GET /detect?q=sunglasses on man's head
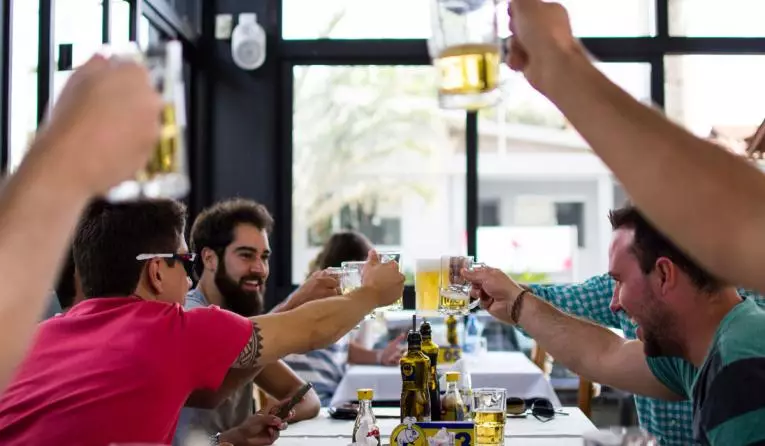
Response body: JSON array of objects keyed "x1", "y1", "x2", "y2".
[
  {"x1": 136, "y1": 253, "x2": 197, "y2": 276},
  {"x1": 506, "y1": 397, "x2": 568, "y2": 422}
]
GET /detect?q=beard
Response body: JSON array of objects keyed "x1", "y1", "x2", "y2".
[
  {"x1": 639, "y1": 294, "x2": 684, "y2": 358},
  {"x1": 214, "y1": 261, "x2": 265, "y2": 317}
]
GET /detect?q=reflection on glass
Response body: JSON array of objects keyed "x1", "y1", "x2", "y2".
[
  {"x1": 669, "y1": 0, "x2": 765, "y2": 37},
  {"x1": 665, "y1": 56, "x2": 765, "y2": 147}
]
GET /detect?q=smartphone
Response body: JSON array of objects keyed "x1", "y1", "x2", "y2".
[
  {"x1": 274, "y1": 382, "x2": 313, "y2": 419},
  {"x1": 328, "y1": 403, "x2": 358, "y2": 420}
]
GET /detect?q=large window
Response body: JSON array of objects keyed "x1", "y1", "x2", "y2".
[
  {"x1": 669, "y1": 0, "x2": 765, "y2": 37},
  {"x1": 291, "y1": 65, "x2": 466, "y2": 283},
  {"x1": 476, "y1": 63, "x2": 651, "y2": 283},
  {"x1": 8, "y1": 0, "x2": 39, "y2": 172}
]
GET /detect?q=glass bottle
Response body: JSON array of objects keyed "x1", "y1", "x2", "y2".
[
  {"x1": 400, "y1": 330, "x2": 432, "y2": 422},
  {"x1": 352, "y1": 388, "x2": 381, "y2": 445},
  {"x1": 420, "y1": 320, "x2": 442, "y2": 421},
  {"x1": 441, "y1": 371, "x2": 467, "y2": 421}
]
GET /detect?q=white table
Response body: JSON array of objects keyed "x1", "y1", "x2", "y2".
[
  {"x1": 279, "y1": 407, "x2": 595, "y2": 445},
  {"x1": 331, "y1": 352, "x2": 560, "y2": 407}
]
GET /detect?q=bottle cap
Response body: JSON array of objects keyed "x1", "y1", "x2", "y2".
[
  {"x1": 419, "y1": 320, "x2": 432, "y2": 337},
  {"x1": 446, "y1": 371, "x2": 461, "y2": 382},
  {"x1": 357, "y1": 388, "x2": 374, "y2": 400},
  {"x1": 407, "y1": 330, "x2": 422, "y2": 346}
]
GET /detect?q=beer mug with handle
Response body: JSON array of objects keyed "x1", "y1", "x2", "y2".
[
  {"x1": 428, "y1": 0, "x2": 502, "y2": 110},
  {"x1": 104, "y1": 40, "x2": 190, "y2": 202},
  {"x1": 439, "y1": 255, "x2": 486, "y2": 315}
]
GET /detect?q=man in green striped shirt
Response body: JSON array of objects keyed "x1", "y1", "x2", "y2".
[{"x1": 467, "y1": 204, "x2": 765, "y2": 446}]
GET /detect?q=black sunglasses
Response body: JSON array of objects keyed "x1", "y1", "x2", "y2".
[
  {"x1": 506, "y1": 397, "x2": 568, "y2": 422},
  {"x1": 136, "y1": 253, "x2": 197, "y2": 276}
]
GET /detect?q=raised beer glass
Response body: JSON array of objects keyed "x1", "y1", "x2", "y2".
[
  {"x1": 429, "y1": 0, "x2": 501, "y2": 110},
  {"x1": 105, "y1": 41, "x2": 190, "y2": 202},
  {"x1": 439, "y1": 255, "x2": 486, "y2": 315},
  {"x1": 379, "y1": 251, "x2": 404, "y2": 311},
  {"x1": 473, "y1": 388, "x2": 506, "y2": 446}
]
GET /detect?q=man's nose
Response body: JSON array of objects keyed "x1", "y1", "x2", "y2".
[{"x1": 609, "y1": 283, "x2": 622, "y2": 313}]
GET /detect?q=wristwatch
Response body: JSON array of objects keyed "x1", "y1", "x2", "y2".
[{"x1": 209, "y1": 432, "x2": 221, "y2": 445}]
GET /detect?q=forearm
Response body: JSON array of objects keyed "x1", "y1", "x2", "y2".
[
  {"x1": 0, "y1": 144, "x2": 90, "y2": 389},
  {"x1": 253, "y1": 288, "x2": 378, "y2": 364},
  {"x1": 291, "y1": 390, "x2": 321, "y2": 421},
  {"x1": 507, "y1": 293, "x2": 626, "y2": 383},
  {"x1": 542, "y1": 47, "x2": 765, "y2": 291},
  {"x1": 348, "y1": 341, "x2": 378, "y2": 365}
]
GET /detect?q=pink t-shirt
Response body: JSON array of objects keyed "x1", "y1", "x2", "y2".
[{"x1": 0, "y1": 296, "x2": 253, "y2": 446}]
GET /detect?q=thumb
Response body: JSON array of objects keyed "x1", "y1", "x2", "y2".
[{"x1": 366, "y1": 249, "x2": 380, "y2": 265}]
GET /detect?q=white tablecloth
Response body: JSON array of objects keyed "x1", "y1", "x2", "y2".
[
  {"x1": 331, "y1": 352, "x2": 560, "y2": 407},
  {"x1": 279, "y1": 407, "x2": 595, "y2": 445}
]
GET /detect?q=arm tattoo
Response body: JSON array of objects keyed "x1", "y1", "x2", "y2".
[{"x1": 232, "y1": 321, "x2": 263, "y2": 369}]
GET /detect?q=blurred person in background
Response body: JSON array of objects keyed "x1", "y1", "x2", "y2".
[{"x1": 284, "y1": 230, "x2": 406, "y2": 406}]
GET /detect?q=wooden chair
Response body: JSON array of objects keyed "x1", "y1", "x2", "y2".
[{"x1": 531, "y1": 343, "x2": 599, "y2": 418}]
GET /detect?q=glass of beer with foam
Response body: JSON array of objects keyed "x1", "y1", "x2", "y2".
[
  {"x1": 473, "y1": 388, "x2": 506, "y2": 446},
  {"x1": 428, "y1": 0, "x2": 502, "y2": 110},
  {"x1": 439, "y1": 255, "x2": 486, "y2": 315},
  {"x1": 103, "y1": 41, "x2": 190, "y2": 202},
  {"x1": 415, "y1": 258, "x2": 441, "y2": 314}
]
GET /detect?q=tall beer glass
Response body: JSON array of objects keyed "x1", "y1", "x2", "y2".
[
  {"x1": 439, "y1": 255, "x2": 486, "y2": 315},
  {"x1": 105, "y1": 41, "x2": 190, "y2": 201},
  {"x1": 415, "y1": 258, "x2": 441, "y2": 313},
  {"x1": 429, "y1": 0, "x2": 501, "y2": 110},
  {"x1": 379, "y1": 251, "x2": 404, "y2": 311},
  {"x1": 473, "y1": 388, "x2": 506, "y2": 446},
  {"x1": 341, "y1": 261, "x2": 374, "y2": 322}
]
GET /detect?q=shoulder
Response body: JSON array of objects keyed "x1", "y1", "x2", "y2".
[{"x1": 716, "y1": 300, "x2": 765, "y2": 365}]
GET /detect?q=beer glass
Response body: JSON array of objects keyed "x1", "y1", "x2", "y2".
[
  {"x1": 104, "y1": 41, "x2": 190, "y2": 202},
  {"x1": 379, "y1": 251, "x2": 404, "y2": 311},
  {"x1": 428, "y1": 0, "x2": 502, "y2": 110},
  {"x1": 324, "y1": 266, "x2": 344, "y2": 294},
  {"x1": 439, "y1": 255, "x2": 486, "y2": 315},
  {"x1": 341, "y1": 261, "x2": 374, "y2": 321},
  {"x1": 415, "y1": 258, "x2": 441, "y2": 313},
  {"x1": 473, "y1": 388, "x2": 506, "y2": 446}
]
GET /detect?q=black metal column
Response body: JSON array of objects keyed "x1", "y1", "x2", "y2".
[
  {"x1": 0, "y1": 0, "x2": 12, "y2": 171},
  {"x1": 128, "y1": 0, "x2": 141, "y2": 42},
  {"x1": 37, "y1": 0, "x2": 54, "y2": 124},
  {"x1": 102, "y1": 0, "x2": 111, "y2": 43},
  {"x1": 466, "y1": 111, "x2": 478, "y2": 258}
]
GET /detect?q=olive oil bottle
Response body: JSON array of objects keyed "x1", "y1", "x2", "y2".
[
  {"x1": 400, "y1": 330, "x2": 432, "y2": 422},
  {"x1": 419, "y1": 320, "x2": 441, "y2": 421}
]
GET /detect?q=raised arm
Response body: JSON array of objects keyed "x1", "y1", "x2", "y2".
[
  {"x1": 528, "y1": 274, "x2": 620, "y2": 328},
  {"x1": 466, "y1": 268, "x2": 682, "y2": 400},
  {"x1": 0, "y1": 55, "x2": 160, "y2": 390},
  {"x1": 506, "y1": 0, "x2": 765, "y2": 292}
]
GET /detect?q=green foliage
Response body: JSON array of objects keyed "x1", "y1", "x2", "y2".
[{"x1": 508, "y1": 271, "x2": 551, "y2": 284}]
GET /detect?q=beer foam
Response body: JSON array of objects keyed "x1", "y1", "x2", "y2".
[{"x1": 416, "y1": 258, "x2": 441, "y2": 271}]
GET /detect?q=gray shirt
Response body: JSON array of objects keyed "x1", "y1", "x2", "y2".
[{"x1": 173, "y1": 288, "x2": 261, "y2": 445}]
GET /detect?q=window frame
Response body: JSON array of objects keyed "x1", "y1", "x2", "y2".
[{"x1": 274, "y1": 0, "x2": 765, "y2": 308}]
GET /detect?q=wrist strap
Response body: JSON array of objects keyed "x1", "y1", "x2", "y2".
[{"x1": 509, "y1": 289, "x2": 529, "y2": 324}]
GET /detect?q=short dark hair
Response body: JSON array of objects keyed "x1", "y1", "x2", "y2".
[
  {"x1": 190, "y1": 199, "x2": 274, "y2": 274},
  {"x1": 73, "y1": 199, "x2": 187, "y2": 298},
  {"x1": 310, "y1": 231, "x2": 372, "y2": 274},
  {"x1": 608, "y1": 204, "x2": 724, "y2": 292},
  {"x1": 55, "y1": 248, "x2": 77, "y2": 309}
]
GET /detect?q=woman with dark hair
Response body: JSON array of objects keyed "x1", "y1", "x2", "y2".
[
  {"x1": 285, "y1": 230, "x2": 405, "y2": 406},
  {"x1": 308, "y1": 231, "x2": 373, "y2": 275}
]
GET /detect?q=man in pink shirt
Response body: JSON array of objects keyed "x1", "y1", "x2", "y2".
[{"x1": 0, "y1": 199, "x2": 403, "y2": 446}]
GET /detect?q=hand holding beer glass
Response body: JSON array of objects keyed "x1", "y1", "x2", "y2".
[
  {"x1": 378, "y1": 251, "x2": 404, "y2": 312},
  {"x1": 473, "y1": 388, "x2": 507, "y2": 446},
  {"x1": 102, "y1": 41, "x2": 190, "y2": 202},
  {"x1": 429, "y1": 0, "x2": 502, "y2": 110},
  {"x1": 439, "y1": 255, "x2": 486, "y2": 315}
]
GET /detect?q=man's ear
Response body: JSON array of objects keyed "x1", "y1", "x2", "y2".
[
  {"x1": 145, "y1": 259, "x2": 164, "y2": 295},
  {"x1": 654, "y1": 257, "x2": 677, "y2": 295},
  {"x1": 202, "y1": 247, "x2": 219, "y2": 272}
]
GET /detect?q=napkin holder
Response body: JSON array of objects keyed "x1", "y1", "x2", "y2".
[{"x1": 390, "y1": 420, "x2": 474, "y2": 446}]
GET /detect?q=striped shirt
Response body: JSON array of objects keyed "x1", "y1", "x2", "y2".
[
  {"x1": 283, "y1": 337, "x2": 350, "y2": 406},
  {"x1": 527, "y1": 274, "x2": 765, "y2": 446},
  {"x1": 648, "y1": 298, "x2": 765, "y2": 445}
]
